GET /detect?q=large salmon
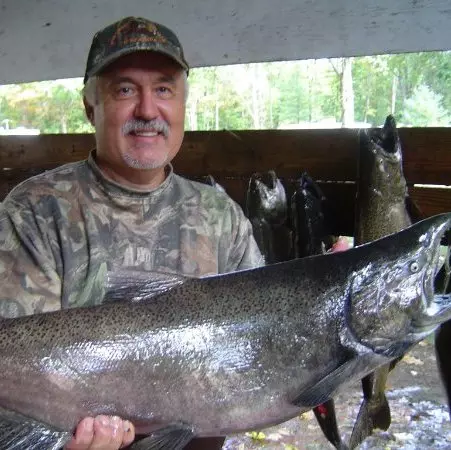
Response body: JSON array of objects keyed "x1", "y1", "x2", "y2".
[{"x1": 0, "y1": 213, "x2": 450, "y2": 450}]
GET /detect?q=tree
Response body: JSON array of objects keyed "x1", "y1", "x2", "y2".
[
  {"x1": 1, "y1": 51, "x2": 450, "y2": 133},
  {"x1": 401, "y1": 85, "x2": 450, "y2": 126}
]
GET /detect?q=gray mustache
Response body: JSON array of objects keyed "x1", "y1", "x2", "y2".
[{"x1": 122, "y1": 119, "x2": 169, "y2": 137}]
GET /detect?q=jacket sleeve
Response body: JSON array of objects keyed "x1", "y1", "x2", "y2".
[{"x1": 0, "y1": 202, "x2": 61, "y2": 318}]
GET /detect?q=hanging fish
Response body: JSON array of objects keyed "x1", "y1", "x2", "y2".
[
  {"x1": 245, "y1": 170, "x2": 292, "y2": 264},
  {"x1": 291, "y1": 171, "x2": 348, "y2": 450},
  {"x1": 350, "y1": 115, "x2": 413, "y2": 448},
  {"x1": 291, "y1": 172, "x2": 332, "y2": 258}
]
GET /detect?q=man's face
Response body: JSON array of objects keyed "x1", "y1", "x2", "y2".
[{"x1": 86, "y1": 52, "x2": 186, "y2": 187}]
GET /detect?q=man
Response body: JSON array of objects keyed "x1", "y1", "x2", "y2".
[{"x1": 0, "y1": 16, "x2": 263, "y2": 450}]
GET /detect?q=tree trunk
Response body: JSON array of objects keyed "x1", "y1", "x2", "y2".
[
  {"x1": 188, "y1": 99, "x2": 198, "y2": 131},
  {"x1": 269, "y1": 85, "x2": 273, "y2": 128},
  {"x1": 251, "y1": 65, "x2": 260, "y2": 129},
  {"x1": 61, "y1": 116, "x2": 67, "y2": 134},
  {"x1": 307, "y1": 60, "x2": 315, "y2": 122},
  {"x1": 364, "y1": 94, "x2": 370, "y2": 123},
  {"x1": 214, "y1": 76, "x2": 220, "y2": 130},
  {"x1": 391, "y1": 73, "x2": 398, "y2": 115},
  {"x1": 341, "y1": 58, "x2": 355, "y2": 127}
]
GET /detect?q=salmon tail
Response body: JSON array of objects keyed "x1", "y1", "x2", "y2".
[
  {"x1": 0, "y1": 406, "x2": 71, "y2": 449},
  {"x1": 349, "y1": 368, "x2": 392, "y2": 449},
  {"x1": 313, "y1": 399, "x2": 349, "y2": 450},
  {"x1": 370, "y1": 365, "x2": 392, "y2": 431},
  {"x1": 349, "y1": 393, "x2": 391, "y2": 449},
  {"x1": 348, "y1": 398, "x2": 372, "y2": 449},
  {"x1": 370, "y1": 393, "x2": 391, "y2": 430}
]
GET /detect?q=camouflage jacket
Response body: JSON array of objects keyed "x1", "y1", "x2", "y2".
[{"x1": 0, "y1": 151, "x2": 263, "y2": 318}]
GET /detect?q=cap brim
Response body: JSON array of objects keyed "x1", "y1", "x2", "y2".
[{"x1": 84, "y1": 46, "x2": 189, "y2": 83}]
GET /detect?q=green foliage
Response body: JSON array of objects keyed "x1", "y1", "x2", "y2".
[
  {"x1": 401, "y1": 85, "x2": 450, "y2": 126},
  {"x1": 0, "y1": 52, "x2": 450, "y2": 134},
  {"x1": 353, "y1": 56, "x2": 393, "y2": 125},
  {"x1": 0, "y1": 80, "x2": 94, "y2": 134},
  {"x1": 247, "y1": 430, "x2": 266, "y2": 441}
]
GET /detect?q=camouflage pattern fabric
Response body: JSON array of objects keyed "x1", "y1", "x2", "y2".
[{"x1": 0, "y1": 151, "x2": 264, "y2": 318}]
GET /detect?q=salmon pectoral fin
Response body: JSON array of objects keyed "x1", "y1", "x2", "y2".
[
  {"x1": 130, "y1": 424, "x2": 195, "y2": 450},
  {"x1": 0, "y1": 407, "x2": 71, "y2": 449},
  {"x1": 293, "y1": 359, "x2": 360, "y2": 408}
]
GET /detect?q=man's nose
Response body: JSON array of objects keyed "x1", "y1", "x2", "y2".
[{"x1": 135, "y1": 90, "x2": 158, "y2": 120}]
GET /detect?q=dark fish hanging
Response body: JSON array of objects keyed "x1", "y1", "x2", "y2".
[
  {"x1": 245, "y1": 170, "x2": 292, "y2": 264},
  {"x1": 291, "y1": 172, "x2": 332, "y2": 258},
  {"x1": 291, "y1": 171, "x2": 348, "y2": 450}
]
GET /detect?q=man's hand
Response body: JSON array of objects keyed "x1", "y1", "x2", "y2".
[
  {"x1": 65, "y1": 415, "x2": 135, "y2": 450},
  {"x1": 328, "y1": 236, "x2": 351, "y2": 253}
]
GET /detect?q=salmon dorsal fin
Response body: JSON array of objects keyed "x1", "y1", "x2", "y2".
[
  {"x1": 105, "y1": 269, "x2": 188, "y2": 303},
  {"x1": 0, "y1": 406, "x2": 71, "y2": 449}
]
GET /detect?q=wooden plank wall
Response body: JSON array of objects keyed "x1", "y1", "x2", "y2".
[{"x1": 0, "y1": 128, "x2": 450, "y2": 236}]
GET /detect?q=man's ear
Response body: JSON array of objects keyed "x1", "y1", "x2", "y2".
[{"x1": 83, "y1": 97, "x2": 95, "y2": 125}]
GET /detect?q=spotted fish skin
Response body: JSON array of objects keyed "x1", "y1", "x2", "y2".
[{"x1": 0, "y1": 213, "x2": 450, "y2": 449}]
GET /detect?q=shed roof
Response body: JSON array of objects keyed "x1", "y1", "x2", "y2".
[{"x1": 1, "y1": 0, "x2": 450, "y2": 84}]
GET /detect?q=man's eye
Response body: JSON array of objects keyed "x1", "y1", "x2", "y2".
[
  {"x1": 116, "y1": 86, "x2": 134, "y2": 96},
  {"x1": 156, "y1": 86, "x2": 174, "y2": 98}
]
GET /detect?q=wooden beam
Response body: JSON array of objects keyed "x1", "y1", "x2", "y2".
[
  {"x1": 0, "y1": 128, "x2": 449, "y2": 236},
  {"x1": 0, "y1": 128, "x2": 450, "y2": 185},
  {"x1": 1, "y1": 170, "x2": 449, "y2": 236}
]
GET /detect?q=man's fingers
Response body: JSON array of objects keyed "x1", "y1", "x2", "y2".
[
  {"x1": 88, "y1": 415, "x2": 117, "y2": 449},
  {"x1": 329, "y1": 236, "x2": 350, "y2": 253},
  {"x1": 64, "y1": 415, "x2": 135, "y2": 450},
  {"x1": 65, "y1": 417, "x2": 95, "y2": 449},
  {"x1": 107, "y1": 416, "x2": 124, "y2": 450},
  {"x1": 120, "y1": 420, "x2": 135, "y2": 448},
  {"x1": 100, "y1": 415, "x2": 134, "y2": 450}
]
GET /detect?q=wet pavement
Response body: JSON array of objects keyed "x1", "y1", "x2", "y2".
[{"x1": 223, "y1": 339, "x2": 451, "y2": 449}]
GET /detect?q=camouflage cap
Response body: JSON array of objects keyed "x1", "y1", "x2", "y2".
[{"x1": 84, "y1": 16, "x2": 189, "y2": 83}]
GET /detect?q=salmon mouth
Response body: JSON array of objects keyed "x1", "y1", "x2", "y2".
[
  {"x1": 371, "y1": 115, "x2": 400, "y2": 156},
  {"x1": 415, "y1": 220, "x2": 451, "y2": 330}
]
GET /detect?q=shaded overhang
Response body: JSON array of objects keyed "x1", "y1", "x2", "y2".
[{"x1": 1, "y1": 0, "x2": 450, "y2": 84}]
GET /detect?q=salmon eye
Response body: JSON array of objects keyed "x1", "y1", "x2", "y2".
[{"x1": 409, "y1": 261, "x2": 420, "y2": 273}]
